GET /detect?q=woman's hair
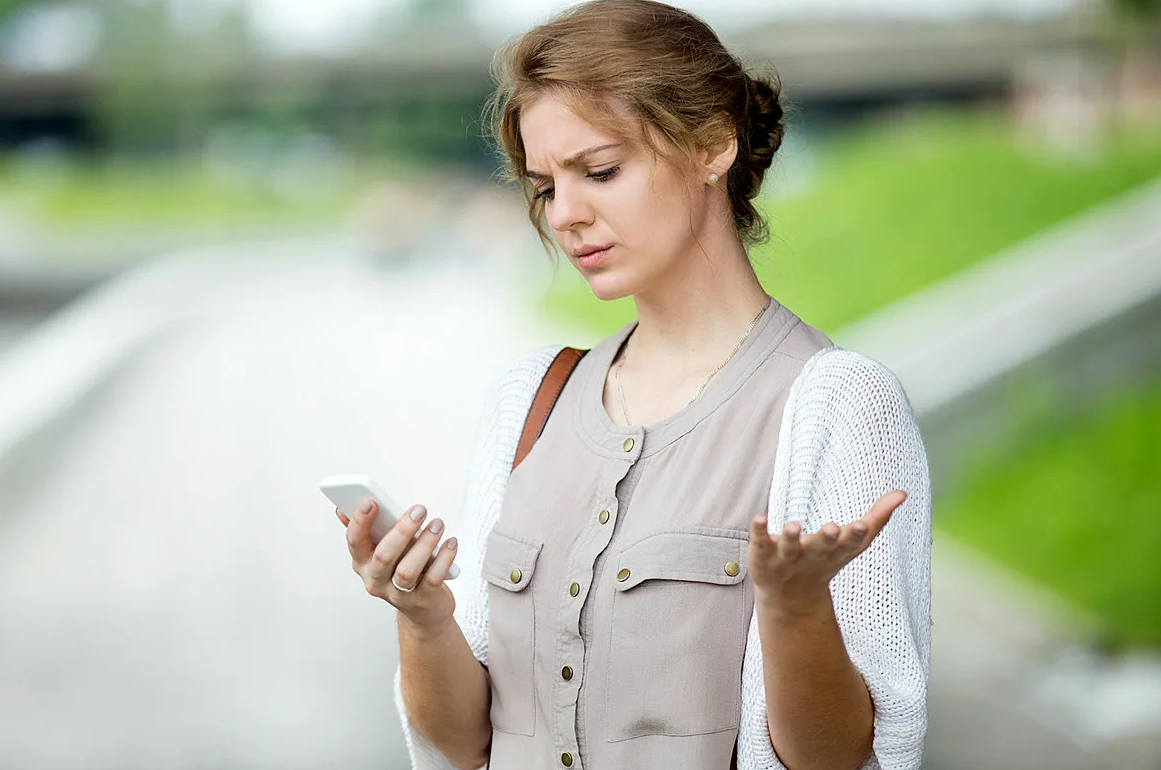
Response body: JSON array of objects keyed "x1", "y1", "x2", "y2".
[{"x1": 483, "y1": 0, "x2": 785, "y2": 250}]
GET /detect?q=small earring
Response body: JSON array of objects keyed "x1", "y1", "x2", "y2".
[{"x1": 708, "y1": 172, "x2": 719, "y2": 184}]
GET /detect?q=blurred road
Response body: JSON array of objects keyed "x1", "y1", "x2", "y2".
[
  {"x1": 0, "y1": 251, "x2": 570, "y2": 769},
  {"x1": 0, "y1": 313, "x2": 46, "y2": 352}
]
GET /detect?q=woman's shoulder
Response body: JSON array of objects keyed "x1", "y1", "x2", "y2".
[
  {"x1": 502, "y1": 344, "x2": 567, "y2": 382},
  {"x1": 785, "y1": 346, "x2": 919, "y2": 450},
  {"x1": 791, "y1": 346, "x2": 911, "y2": 406},
  {"x1": 489, "y1": 344, "x2": 569, "y2": 401}
]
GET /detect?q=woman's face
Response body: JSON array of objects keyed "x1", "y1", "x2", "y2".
[{"x1": 520, "y1": 93, "x2": 709, "y2": 302}]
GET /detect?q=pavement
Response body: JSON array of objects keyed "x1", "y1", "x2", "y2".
[{"x1": 0, "y1": 246, "x2": 571, "y2": 769}]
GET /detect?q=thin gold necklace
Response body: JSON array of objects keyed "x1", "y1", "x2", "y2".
[{"x1": 615, "y1": 298, "x2": 771, "y2": 427}]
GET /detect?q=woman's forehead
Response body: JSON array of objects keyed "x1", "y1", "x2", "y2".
[
  {"x1": 521, "y1": 94, "x2": 637, "y2": 166},
  {"x1": 523, "y1": 97, "x2": 609, "y2": 153}
]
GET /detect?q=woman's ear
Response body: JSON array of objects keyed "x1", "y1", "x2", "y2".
[{"x1": 701, "y1": 125, "x2": 739, "y2": 180}]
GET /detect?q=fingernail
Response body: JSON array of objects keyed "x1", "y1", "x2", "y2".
[
  {"x1": 429, "y1": 518, "x2": 444, "y2": 535},
  {"x1": 852, "y1": 524, "x2": 868, "y2": 536},
  {"x1": 409, "y1": 506, "x2": 427, "y2": 522},
  {"x1": 754, "y1": 515, "x2": 768, "y2": 528},
  {"x1": 359, "y1": 499, "x2": 372, "y2": 515},
  {"x1": 446, "y1": 537, "x2": 458, "y2": 550}
]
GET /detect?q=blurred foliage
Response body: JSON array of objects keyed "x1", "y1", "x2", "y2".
[
  {"x1": 937, "y1": 374, "x2": 1161, "y2": 648},
  {"x1": 0, "y1": 0, "x2": 32, "y2": 23},
  {"x1": 60, "y1": 0, "x2": 485, "y2": 163},
  {"x1": 90, "y1": 1, "x2": 256, "y2": 156},
  {"x1": 1113, "y1": 0, "x2": 1161, "y2": 19},
  {"x1": 541, "y1": 109, "x2": 1161, "y2": 335}
]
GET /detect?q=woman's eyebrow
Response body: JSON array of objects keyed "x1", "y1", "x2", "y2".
[{"x1": 525, "y1": 143, "x2": 621, "y2": 180}]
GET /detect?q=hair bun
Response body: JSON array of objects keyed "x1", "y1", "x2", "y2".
[{"x1": 742, "y1": 74, "x2": 785, "y2": 198}]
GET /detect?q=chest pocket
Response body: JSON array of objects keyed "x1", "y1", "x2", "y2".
[
  {"x1": 482, "y1": 527, "x2": 542, "y2": 736},
  {"x1": 606, "y1": 529, "x2": 750, "y2": 742}
]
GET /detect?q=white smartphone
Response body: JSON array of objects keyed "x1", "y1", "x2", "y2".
[{"x1": 319, "y1": 473, "x2": 459, "y2": 580}]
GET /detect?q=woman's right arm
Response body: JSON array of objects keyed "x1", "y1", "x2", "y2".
[
  {"x1": 343, "y1": 499, "x2": 492, "y2": 769},
  {"x1": 398, "y1": 604, "x2": 491, "y2": 768}
]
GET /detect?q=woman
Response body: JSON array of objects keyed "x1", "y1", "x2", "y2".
[{"x1": 336, "y1": 2, "x2": 931, "y2": 768}]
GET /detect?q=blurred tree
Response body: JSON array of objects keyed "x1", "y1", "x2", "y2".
[
  {"x1": 1112, "y1": 0, "x2": 1161, "y2": 18},
  {"x1": 89, "y1": 0, "x2": 256, "y2": 157}
]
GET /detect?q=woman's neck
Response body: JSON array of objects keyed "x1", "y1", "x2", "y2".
[{"x1": 625, "y1": 241, "x2": 771, "y2": 376}]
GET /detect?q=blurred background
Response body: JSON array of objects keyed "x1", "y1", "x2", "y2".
[{"x1": 1, "y1": 0, "x2": 1159, "y2": 768}]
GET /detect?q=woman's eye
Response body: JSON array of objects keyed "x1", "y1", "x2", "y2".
[
  {"x1": 533, "y1": 166, "x2": 618, "y2": 203},
  {"x1": 589, "y1": 166, "x2": 619, "y2": 182}
]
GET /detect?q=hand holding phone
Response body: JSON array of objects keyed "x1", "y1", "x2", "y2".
[{"x1": 320, "y1": 473, "x2": 460, "y2": 580}]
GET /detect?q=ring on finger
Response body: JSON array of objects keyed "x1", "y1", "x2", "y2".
[{"x1": 391, "y1": 576, "x2": 416, "y2": 594}]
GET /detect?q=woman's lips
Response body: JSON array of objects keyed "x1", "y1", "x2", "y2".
[{"x1": 577, "y1": 246, "x2": 612, "y2": 269}]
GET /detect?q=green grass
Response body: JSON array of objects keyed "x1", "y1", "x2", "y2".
[
  {"x1": 0, "y1": 156, "x2": 367, "y2": 228},
  {"x1": 936, "y1": 376, "x2": 1161, "y2": 649},
  {"x1": 541, "y1": 109, "x2": 1161, "y2": 335}
]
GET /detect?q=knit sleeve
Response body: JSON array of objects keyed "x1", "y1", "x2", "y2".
[
  {"x1": 393, "y1": 346, "x2": 562, "y2": 770},
  {"x1": 737, "y1": 347, "x2": 932, "y2": 770}
]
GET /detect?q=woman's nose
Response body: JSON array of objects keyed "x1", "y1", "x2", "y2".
[{"x1": 546, "y1": 181, "x2": 593, "y2": 232}]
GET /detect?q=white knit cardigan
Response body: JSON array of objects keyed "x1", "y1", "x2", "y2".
[{"x1": 394, "y1": 344, "x2": 932, "y2": 770}]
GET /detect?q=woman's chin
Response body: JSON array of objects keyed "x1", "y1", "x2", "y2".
[{"x1": 583, "y1": 274, "x2": 635, "y2": 303}]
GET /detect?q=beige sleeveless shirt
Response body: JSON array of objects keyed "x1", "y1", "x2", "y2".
[{"x1": 482, "y1": 298, "x2": 833, "y2": 770}]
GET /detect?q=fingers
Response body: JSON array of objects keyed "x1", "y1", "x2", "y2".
[
  {"x1": 362, "y1": 504, "x2": 428, "y2": 582},
  {"x1": 345, "y1": 499, "x2": 377, "y2": 566},
  {"x1": 834, "y1": 518, "x2": 869, "y2": 555},
  {"x1": 832, "y1": 490, "x2": 907, "y2": 557},
  {"x1": 777, "y1": 521, "x2": 802, "y2": 561},
  {"x1": 335, "y1": 507, "x2": 350, "y2": 527},
  {"x1": 867, "y1": 490, "x2": 907, "y2": 530},
  {"x1": 383, "y1": 517, "x2": 445, "y2": 592},
  {"x1": 751, "y1": 489, "x2": 908, "y2": 567},
  {"x1": 750, "y1": 514, "x2": 775, "y2": 555},
  {"x1": 423, "y1": 536, "x2": 459, "y2": 587}
]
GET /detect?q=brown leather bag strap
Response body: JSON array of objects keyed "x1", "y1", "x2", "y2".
[{"x1": 513, "y1": 347, "x2": 588, "y2": 472}]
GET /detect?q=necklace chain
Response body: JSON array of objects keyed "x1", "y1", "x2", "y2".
[{"x1": 615, "y1": 298, "x2": 771, "y2": 427}]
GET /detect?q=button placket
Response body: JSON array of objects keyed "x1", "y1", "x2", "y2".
[{"x1": 552, "y1": 446, "x2": 636, "y2": 767}]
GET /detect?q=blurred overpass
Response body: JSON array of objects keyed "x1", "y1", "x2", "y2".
[{"x1": 0, "y1": 16, "x2": 1108, "y2": 148}]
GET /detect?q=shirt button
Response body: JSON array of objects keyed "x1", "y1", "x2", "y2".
[
  {"x1": 509, "y1": 568, "x2": 523, "y2": 584},
  {"x1": 562, "y1": 665, "x2": 574, "y2": 681},
  {"x1": 622, "y1": 437, "x2": 635, "y2": 452},
  {"x1": 617, "y1": 568, "x2": 631, "y2": 582},
  {"x1": 569, "y1": 582, "x2": 581, "y2": 597},
  {"x1": 598, "y1": 509, "x2": 610, "y2": 525},
  {"x1": 724, "y1": 561, "x2": 740, "y2": 577},
  {"x1": 561, "y1": 752, "x2": 574, "y2": 767}
]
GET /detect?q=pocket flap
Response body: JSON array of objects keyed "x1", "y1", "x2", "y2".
[
  {"x1": 613, "y1": 529, "x2": 748, "y2": 591},
  {"x1": 482, "y1": 528, "x2": 543, "y2": 593}
]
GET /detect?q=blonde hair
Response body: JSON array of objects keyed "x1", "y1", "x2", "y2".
[{"x1": 483, "y1": 0, "x2": 785, "y2": 251}]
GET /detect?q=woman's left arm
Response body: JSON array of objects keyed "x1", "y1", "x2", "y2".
[{"x1": 743, "y1": 350, "x2": 932, "y2": 770}]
